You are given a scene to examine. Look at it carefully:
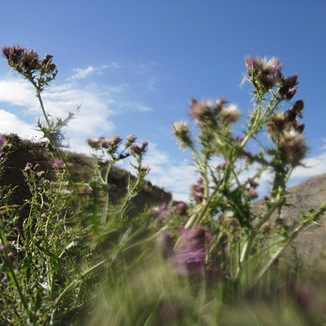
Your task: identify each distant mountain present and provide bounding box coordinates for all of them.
[254,173,326,269]
[280,173,326,268]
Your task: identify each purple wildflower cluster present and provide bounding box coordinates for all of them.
[158,226,213,277]
[154,200,215,277]
[87,136,123,153]
[129,140,148,156]
[87,134,148,160]
[245,56,298,99]
[2,46,57,90]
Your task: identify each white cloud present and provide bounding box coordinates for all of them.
[290,153,326,181]
[0,109,42,139]
[0,70,155,155]
[0,77,116,153]
[0,78,35,108]
[141,144,197,201]
[68,63,121,80]
[70,66,94,80]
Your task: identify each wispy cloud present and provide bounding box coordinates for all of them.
[68,63,121,80]
[290,153,326,181]
[70,66,94,80]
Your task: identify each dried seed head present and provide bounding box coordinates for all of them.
[268,113,288,138]
[107,136,122,147]
[173,121,193,148]
[125,134,137,146]
[189,99,214,125]
[279,130,308,166]
[140,163,150,174]
[87,138,101,150]
[219,104,241,124]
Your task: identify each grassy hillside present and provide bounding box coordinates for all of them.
[0,134,172,221]
[2,133,326,268]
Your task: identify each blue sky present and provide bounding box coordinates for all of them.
[1,1,326,200]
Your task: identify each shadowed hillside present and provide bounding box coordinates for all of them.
[0,134,172,221]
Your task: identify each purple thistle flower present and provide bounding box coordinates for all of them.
[156,203,171,220]
[250,190,259,199]
[245,56,282,91]
[83,187,93,195]
[190,178,205,203]
[172,201,188,215]
[50,158,64,168]
[172,226,213,276]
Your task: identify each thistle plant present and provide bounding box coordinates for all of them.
[87,134,149,224]
[1,45,326,324]
[2,45,76,147]
[0,149,94,324]
[169,56,326,290]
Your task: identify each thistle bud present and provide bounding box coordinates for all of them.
[129,140,148,156]
[292,100,304,118]
[279,74,298,100]
[296,123,305,134]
